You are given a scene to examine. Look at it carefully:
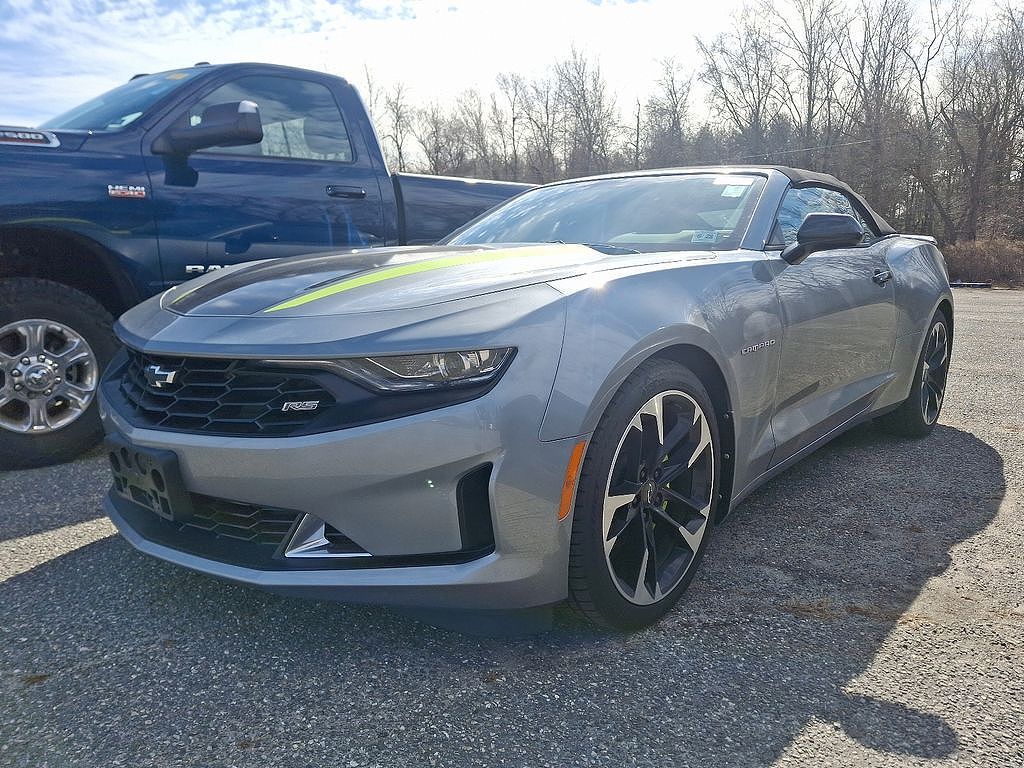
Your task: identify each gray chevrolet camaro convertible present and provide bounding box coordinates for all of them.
[99,166,953,630]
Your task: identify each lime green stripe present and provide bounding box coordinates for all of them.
[262,246,558,313]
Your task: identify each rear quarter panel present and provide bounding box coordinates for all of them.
[887,238,952,336]
[877,236,953,409]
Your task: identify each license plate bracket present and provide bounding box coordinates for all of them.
[106,433,193,522]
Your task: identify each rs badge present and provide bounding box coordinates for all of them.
[282,401,320,412]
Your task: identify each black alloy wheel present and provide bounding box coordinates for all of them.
[568,360,720,630]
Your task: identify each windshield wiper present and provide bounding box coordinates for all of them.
[582,242,640,255]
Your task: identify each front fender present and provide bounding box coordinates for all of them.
[538,265,744,442]
[538,255,785,504]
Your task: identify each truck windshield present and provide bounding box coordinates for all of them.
[39,69,202,132]
[444,173,767,253]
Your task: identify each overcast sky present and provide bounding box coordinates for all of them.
[0,0,744,126]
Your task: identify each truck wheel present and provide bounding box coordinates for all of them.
[0,278,117,470]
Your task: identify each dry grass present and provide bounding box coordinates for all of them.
[942,238,1024,286]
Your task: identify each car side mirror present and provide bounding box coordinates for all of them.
[781,212,865,265]
[152,100,263,156]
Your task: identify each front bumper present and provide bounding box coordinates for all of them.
[100,383,584,611]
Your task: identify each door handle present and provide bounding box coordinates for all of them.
[326,185,367,199]
[872,268,893,286]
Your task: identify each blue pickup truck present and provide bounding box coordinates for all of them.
[0,62,529,468]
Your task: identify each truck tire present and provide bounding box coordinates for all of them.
[0,278,117,469]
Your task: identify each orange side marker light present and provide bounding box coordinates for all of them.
[558,440,588,521]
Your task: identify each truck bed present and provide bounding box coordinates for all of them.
[394,173,531,245]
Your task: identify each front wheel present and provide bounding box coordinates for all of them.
[876,309,951,438]
[0,278,117,470]
[567,359,720,630]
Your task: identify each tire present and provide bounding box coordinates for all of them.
[0,278,117,470]
[567,359,721,630]
[876,308,951,438]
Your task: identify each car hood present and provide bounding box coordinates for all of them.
[162,243,667,318]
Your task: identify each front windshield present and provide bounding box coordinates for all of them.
[445,173,767,252]
[40,69,202,132]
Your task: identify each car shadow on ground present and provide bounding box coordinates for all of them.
[0,423,1005,766]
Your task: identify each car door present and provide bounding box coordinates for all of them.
[768,184,897,465]
[145,73,386,286]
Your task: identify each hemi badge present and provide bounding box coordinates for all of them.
[108,184,147,199]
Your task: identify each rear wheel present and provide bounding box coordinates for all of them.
[568,360,720,630]
[0,278,116,469]
[876,308,950,438]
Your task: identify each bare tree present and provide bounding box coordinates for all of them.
[382,83,414,171]
[554,48,619,177]
[362,65,382,127]
[457,89,492,177]
[643,58,691,168]
[901,0,966,238]
[414,102,469,176]
[936,4,1024,240]
[491,73,527,180]
[768,0,847,166]
[697,7,782,160]
[356,1,1024,249]
[834,0,915,212]
[521,75,563,182]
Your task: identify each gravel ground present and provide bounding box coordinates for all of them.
[1,289,1021,768]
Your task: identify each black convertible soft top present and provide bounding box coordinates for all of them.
[764,165,896,235]
[567,165,897,237]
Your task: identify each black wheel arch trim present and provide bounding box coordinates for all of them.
[0,224,144,315]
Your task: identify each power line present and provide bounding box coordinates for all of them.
[730,138,874,162]
[728,123,950,163]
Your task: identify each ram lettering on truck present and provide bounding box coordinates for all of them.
[0,63,530,468]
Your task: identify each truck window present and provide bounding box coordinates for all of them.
[188,75,353,162]
[40,69,202,132]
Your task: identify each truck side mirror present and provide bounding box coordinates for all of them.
[152,100,263,156]
[782,212,865,265]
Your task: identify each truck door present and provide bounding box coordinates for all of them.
[768,184,897,465]
[144,72,386,286]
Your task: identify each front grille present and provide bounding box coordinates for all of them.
[185,494,300,545]
[116,350,334,437]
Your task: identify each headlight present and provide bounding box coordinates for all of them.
[294,348,515,392]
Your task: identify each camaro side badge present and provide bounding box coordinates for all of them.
[741,339,777,356]
[108,184,147,199]
[282,401,320,412]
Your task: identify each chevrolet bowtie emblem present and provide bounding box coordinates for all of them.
[145,364,178,388]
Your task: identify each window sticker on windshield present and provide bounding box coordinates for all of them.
[166,73,189,80]
[713,176,754,186]
[720,185,748,198]
[692,230,719,244]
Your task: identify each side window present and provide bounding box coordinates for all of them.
[188,75,353,162]
[775,186,873,247]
